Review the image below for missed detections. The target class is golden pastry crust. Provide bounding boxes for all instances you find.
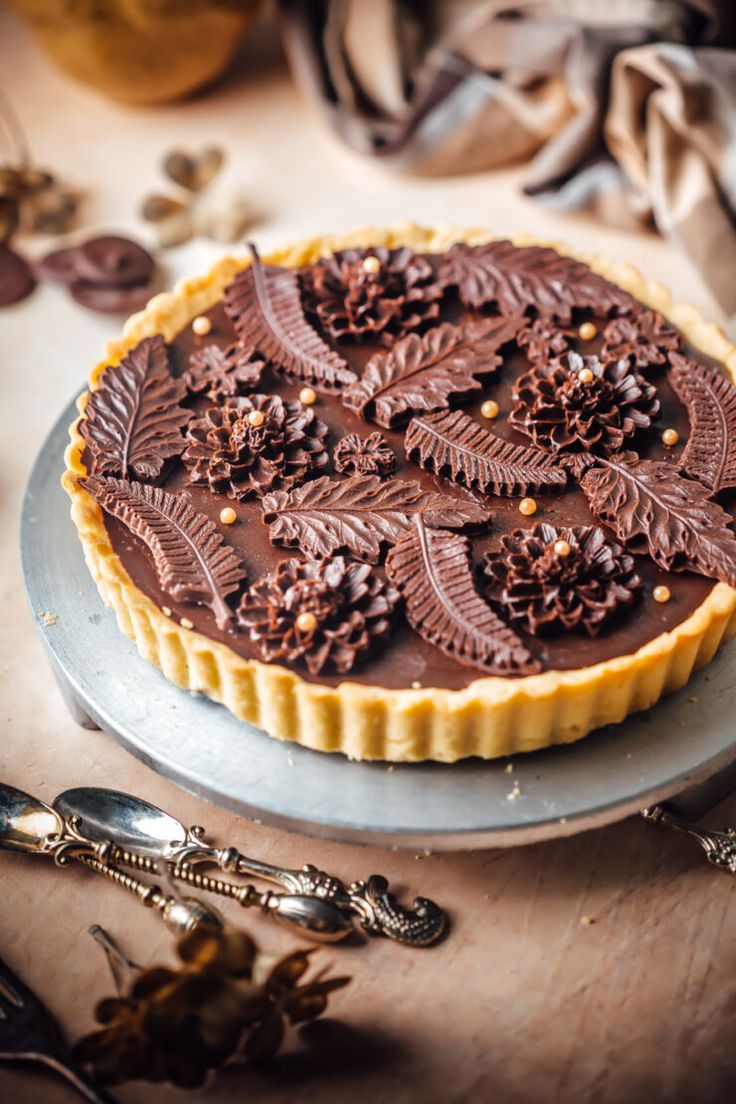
[62,224,736,762]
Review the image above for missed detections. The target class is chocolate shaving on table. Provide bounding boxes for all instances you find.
[342,316,525,428]
[304,245,445,345]
[182,393,329,500]
[405,409,567,497]
[184,343,264,403]
[509,351,660,456]
[437,241,635,320]
[81,334,189,482]
[601,309,682,370]
[0,243,35,306]
[75,236,155,288]
[237,555,398,674]
[668,351,736,495]
[37,245,81,284]
[84,475,246,630]
[223,242,356,393]
[39,234,158,314]
[580,451,736,587]
[483,523,642,637]
[70,275,159,315]
[333,432,396,476]
[385,516,540,675]
[261,474,491,563]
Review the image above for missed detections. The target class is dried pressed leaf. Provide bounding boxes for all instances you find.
[81,335,189,482]
[85,476,246,628]
[385,517,540,674]
[342,316,524,428]
[261,474,490,562]
[668,351,736,494]
[580,452,736,586]
[224,243,356,392]
[437,241,635,320]
[405,409,567,496]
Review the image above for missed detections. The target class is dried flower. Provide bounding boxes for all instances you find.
[141,146,254,248]
[73,925,349,1088]
[0,165,79,241]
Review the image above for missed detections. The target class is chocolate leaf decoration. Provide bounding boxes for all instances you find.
[223,243,356,393]
[385,516,540,675]
[437,241,635,320]
[261,474,490,563]
[405,409,567,496]
[85,475,246,629]
[81,335,189,482]
[668,351,736,494]
[580,452,736,586]
[342,316,525,428]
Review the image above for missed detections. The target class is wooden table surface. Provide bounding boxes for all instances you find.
[1,11,735,1104]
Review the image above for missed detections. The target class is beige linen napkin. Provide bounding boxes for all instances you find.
[279,0,736,318]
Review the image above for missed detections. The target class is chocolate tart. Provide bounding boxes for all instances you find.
[62,225,736,762]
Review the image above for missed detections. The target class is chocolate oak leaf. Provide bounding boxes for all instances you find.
[405,410,567,496]
[85,475,246,629]
[437,241,635,321]
[385,516,540,675]
[81,335,190,482]
[223,243,356,393]
[261,474,490,563]
[668,352,736,494]
[580,452,736,586]
[342,316,525,428]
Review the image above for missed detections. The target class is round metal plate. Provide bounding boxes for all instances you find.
[20,398,736,849]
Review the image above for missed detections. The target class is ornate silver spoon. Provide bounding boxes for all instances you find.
[0,783,345,940]
[53,787,447,947]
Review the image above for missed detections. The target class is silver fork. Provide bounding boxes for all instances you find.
[0,955,116,1103]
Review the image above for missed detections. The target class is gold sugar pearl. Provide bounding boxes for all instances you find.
[295,611,318,633]
[180,617,194,630]
[247,409,265,427]
[362,255,381,275]
[519,497,537,517]
[219,507,237,525]
[662,428,679,447]
[553,539,572,557]
[299,386,317,406]
[653,585,671,604]
[481,399,500,420]
[578,322,597,341]
[191,315,212,336]
[578,367,595,384]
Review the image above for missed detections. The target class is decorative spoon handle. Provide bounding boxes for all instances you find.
[158,831,446,946]
[49,819,352,943]
[50,786,447,947]
[642,805,736,872]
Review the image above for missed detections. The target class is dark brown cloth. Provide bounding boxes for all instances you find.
[279,1,736,319]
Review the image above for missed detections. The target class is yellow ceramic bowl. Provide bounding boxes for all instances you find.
[7,0,260,104]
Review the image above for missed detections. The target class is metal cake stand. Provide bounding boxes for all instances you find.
[20,397,736,850]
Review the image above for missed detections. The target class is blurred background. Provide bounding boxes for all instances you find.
[2,0,736,343]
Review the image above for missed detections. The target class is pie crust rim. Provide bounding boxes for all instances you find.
[62,223,736,762]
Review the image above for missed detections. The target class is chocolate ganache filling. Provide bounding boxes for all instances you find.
[82,240,736,691]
